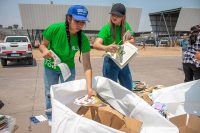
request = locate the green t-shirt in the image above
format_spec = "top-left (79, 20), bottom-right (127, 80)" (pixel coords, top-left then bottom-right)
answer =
top-left (97, 21), bottom-right (134, 45)
top-left (42, 22), bottom-right (90, 71)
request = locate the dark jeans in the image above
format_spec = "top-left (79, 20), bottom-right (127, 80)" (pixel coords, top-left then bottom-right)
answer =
top-left (103, 56), bottom-right (133, 90)
top-left (183, 63), bottom-right (200, 82)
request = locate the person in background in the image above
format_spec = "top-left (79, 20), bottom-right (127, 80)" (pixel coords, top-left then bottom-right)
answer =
top-left (194, 25), bottom-right (200, 61)
top-left (140, 41), bottom-right (146, 50)
top-left (39, 5), bottom-right (96, 123)
top-left (180, 33), bottom-right (189, 59)
top-left (93, 3), bottom-right (135, 90)
top-left (182, 24), bottom-right (200, 82)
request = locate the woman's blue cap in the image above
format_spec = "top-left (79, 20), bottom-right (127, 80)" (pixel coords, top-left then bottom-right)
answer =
top-left (67, 5), bottom-right (89, 22)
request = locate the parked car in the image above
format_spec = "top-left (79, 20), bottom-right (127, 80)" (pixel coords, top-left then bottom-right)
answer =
top-left (135, 40), bottom-right (143, 46)
top-left (0, 36), bottom-right (33, 66)
top-left (144, 39), bottom-right (156, 46)
top-left (159, 39), bottom-right (169, 47)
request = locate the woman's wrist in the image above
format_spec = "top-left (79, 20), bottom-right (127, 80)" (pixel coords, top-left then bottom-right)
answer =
top-left (87, 87), bottom-right (93, 91)
top-left (102, 45), bottom-right (108, 52)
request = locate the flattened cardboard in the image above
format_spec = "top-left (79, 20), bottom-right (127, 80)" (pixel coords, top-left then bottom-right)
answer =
top-left (169, 114), bottom-right (200, 133)
top-left (141, 94), bottom-right (153, 105)
top-left (77, 105), bottom-right (142, 133)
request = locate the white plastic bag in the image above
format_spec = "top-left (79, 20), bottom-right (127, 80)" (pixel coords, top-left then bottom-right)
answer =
top-left (50, 50), bottom-right (71, 81)
top-left (51, 76), bottom-right (178, 133)
top-left (152, 79), bottom-right (200, 117)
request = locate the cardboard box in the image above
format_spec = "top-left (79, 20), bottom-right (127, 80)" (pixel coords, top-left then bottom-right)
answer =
top-left (169, 114), bottom-right (200, 133)
top-left (77, 105), bottom-right (142, 133)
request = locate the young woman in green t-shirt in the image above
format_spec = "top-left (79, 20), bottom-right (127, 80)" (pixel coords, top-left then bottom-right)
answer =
top-left (39, 5), bottom-right (96, 122)
top-left (93, 3), bottom-right (135, 90)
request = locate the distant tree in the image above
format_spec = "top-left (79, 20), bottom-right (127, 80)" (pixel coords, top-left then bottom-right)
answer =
top-left (13, 24), bottom-right (18, 29)
top-left (0, 25), bottom-right (3, 28)
top-left (8, 26), bottom-right (12, 29)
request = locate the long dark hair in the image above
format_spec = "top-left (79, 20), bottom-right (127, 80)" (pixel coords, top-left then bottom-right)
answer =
top-left (110, 16), bottom-right (126, 44)
top-left (65, 15), bottom-right (82, 62)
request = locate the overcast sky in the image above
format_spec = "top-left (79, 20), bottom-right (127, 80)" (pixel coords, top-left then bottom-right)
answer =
top-left (0, 0), bottom-right (200, 31)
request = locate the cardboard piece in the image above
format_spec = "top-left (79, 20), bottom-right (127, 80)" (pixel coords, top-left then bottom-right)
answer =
top-left (169, 114), bottom-right (200, 133)
top-left (77, 105), bottom-right (142, 133)
top-left (141, 94), bottom-right (153, 105)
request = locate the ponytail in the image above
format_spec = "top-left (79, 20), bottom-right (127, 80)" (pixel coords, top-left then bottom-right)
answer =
top-left (65, 16), bottom-right (71, 51)
top-left (77, 30), bottom-right (82, 63)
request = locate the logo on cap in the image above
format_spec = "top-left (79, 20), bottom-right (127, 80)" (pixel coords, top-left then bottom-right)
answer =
top-left (77, 9), bottom-right (88, 16)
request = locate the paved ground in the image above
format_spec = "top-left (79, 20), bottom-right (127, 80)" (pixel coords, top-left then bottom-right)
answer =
top-left (0, 46), bottom-right (184, 133)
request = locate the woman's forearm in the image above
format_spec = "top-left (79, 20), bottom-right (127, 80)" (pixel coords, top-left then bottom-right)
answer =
top-left (82, 53), bottom-right (92, 89)
top-left (84, 68), bottom-right (93, 90)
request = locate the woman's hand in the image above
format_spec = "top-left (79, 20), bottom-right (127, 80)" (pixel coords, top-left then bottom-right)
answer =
top-left (123, 30), bottom-right (135, 44)
top-left (87, 88), bottom-right (97, 98)
top-left (105, 44), bottom-right (118, 53)
top-left (123, 36), bottom-right (135, 45)
top-left (39, 38), bottom-right (53, 59)
top-left (42, 48), bottom-right (53, 59)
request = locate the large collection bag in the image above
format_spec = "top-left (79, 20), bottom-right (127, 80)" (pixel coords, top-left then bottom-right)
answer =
top-left (51, 76), bottom-right (178, 133)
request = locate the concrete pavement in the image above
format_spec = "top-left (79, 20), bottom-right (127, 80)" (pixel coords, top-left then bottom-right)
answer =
top-left (0, 47), bottom-right (184, 133)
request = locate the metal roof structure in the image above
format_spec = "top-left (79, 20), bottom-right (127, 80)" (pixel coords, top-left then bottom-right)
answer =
top-left (149, 8), bottom-right (200, 35)
top-left (149, 8), bottom-right (181, 36)
top-left (19, 4), bottom-right (142, 32)
top-left (149, 8), bottom-right (200, 46)
top-left (175, 8), bottom-right (200, 31)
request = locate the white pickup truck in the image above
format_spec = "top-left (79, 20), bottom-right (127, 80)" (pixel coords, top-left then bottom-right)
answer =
top-left (0, 36), bottom-right (33, 66)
